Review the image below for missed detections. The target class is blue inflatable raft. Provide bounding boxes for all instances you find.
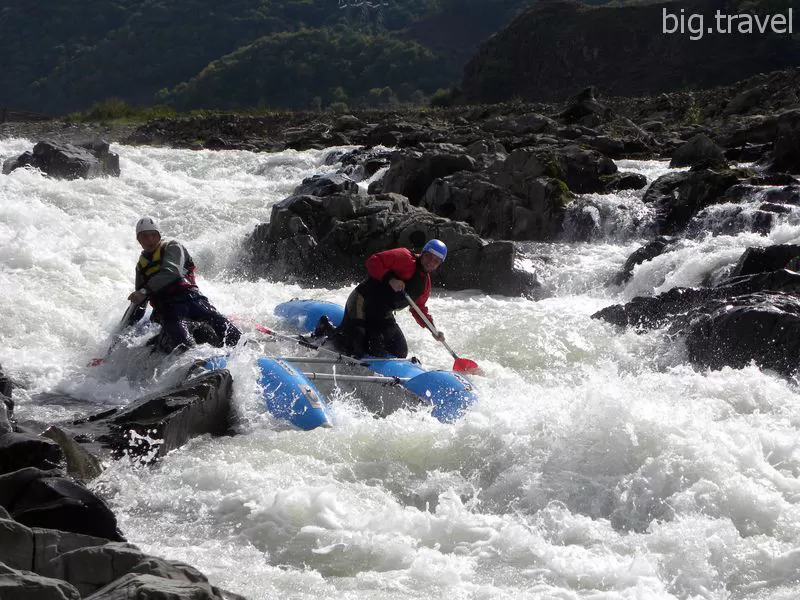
[203,355,332,431]
[273,299,477,423]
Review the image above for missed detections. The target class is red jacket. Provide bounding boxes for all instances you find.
[365,248,432,328]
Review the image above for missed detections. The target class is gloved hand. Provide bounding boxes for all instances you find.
[128,290,147,304]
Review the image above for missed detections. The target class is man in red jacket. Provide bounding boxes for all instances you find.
[329,240,447,358]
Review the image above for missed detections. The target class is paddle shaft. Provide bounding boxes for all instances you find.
[90,301,143,365]
[248,321,369,368]
[402,291,460,360]
[278,356,408,365]
[117,302,141,334]
[302,372,409,385]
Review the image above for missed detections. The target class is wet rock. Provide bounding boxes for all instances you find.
[0,468,123,541]
[558,87,614,128]
[40,426,104,483]
[611,236,678,286]
[762,186,800,205]
[670,133,727,169]
[293,173,358,197]
[481,113,559,136]
[97,370,233,464]
[600,172,648,193]
[724,142,772,162]
[0,364,11,402]
[244,191,539,297]
[494,144,617,195]
[0,564,81,600]
[593,286,712,330]
[422,171,570,241]
[0,432,62,475]
[331,147,393,182]
[87,572,234,600]
[364,119,421,147]
[382,146,478,205]
[2,139,120,179]
[643,168,740,234]
[332,114,364,132]
[728,244,800,277]
[686,292,800,376]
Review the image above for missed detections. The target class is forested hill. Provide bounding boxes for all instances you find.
[462,0,800,104]
[2,0,540,114]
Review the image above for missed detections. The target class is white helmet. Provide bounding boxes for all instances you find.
[135,216,160,235]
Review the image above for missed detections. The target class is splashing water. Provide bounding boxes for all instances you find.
[3,140,800,600]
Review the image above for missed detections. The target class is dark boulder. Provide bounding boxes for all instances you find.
[364,119,421,147]
[494,145,617,195]
[244,191,538,297]
[600,172,648,193]
[293,173,359,197]
[3,139,120,179]
[98,370,234,464]
[686,292,800,376]
[422,171,571,241]
[557,87,614,128]
[382,146,478,205]
[642,168,741,234]
[0,432,62,475]
[729,245,800,278]
[670,133,727,169]
[593,286,713,331]
[0,565,81,600]
[0,468,123,541]
[611,236,678,286]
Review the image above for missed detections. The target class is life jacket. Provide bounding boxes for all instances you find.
[136,240,197,297]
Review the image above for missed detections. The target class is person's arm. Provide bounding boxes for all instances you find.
[366,248,414,284]
[408,279,445,340]
[129,267,149,305]
[144,241,185,296]
[410,277,433,328]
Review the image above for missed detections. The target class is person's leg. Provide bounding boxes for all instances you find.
[333,290,369,357]
[379,321,408,358]
[184,294,242,347]
[365,321,386,357]
[343,322,367,358]
[154,301,194,350]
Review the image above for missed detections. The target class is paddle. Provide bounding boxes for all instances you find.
[402,291,482,375]
[88,301,142,366]
[233,317,359,362]
[232,316,408,369]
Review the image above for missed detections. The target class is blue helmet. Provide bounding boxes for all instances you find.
[422,239,447,262]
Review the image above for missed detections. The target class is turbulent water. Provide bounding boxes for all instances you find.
[3,139,800,600]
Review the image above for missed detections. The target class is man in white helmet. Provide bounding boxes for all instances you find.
[127,216,241,352]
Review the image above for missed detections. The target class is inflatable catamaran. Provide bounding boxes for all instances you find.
[271,299,477,423]
[206,299,477,430]
[100,300,479,431]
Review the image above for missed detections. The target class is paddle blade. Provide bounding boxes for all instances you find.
[88,358,104,367]
[453,358,482,375]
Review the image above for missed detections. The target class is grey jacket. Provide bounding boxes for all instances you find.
[135,239,197,299]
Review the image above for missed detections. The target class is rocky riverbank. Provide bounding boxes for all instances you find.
[0,363,244,600]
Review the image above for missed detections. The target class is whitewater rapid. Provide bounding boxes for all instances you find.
[2,139,800,600]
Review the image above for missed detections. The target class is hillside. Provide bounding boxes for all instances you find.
[167,28,446,110]
[462,0,800,103]
[1,0,532,114]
